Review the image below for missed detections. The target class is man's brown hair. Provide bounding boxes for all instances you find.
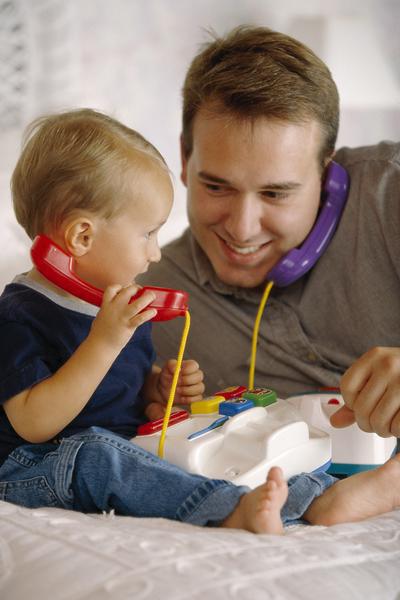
[182,26,339,167]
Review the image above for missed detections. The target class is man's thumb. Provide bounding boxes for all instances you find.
[330,405,356,428]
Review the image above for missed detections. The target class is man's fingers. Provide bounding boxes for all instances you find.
[351,381,387,433]
[369,390,400,437]
[330,405,356,428]
[340,362,371,410]
[389,411,400,438]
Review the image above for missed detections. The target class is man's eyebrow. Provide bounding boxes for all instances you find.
[198,171,231,185]
[198,170,301,190]
[260,182,301,191]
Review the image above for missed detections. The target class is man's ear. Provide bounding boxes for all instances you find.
[180,134,188,187]
[320,152,336,186]
[64,218,96,257]
[323,151,335,171]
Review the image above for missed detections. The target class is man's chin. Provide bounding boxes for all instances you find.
[214,265,268,289]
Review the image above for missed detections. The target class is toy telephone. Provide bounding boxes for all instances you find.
[267,161,349,287]
[135,386,333,487]
[134,386,396,487]
[30,234,188,321]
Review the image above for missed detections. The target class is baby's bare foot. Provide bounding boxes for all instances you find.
[305,453,400,526]
[222,466,288,534]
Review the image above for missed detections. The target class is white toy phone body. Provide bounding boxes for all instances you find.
[134,399,331,488]
[134,388,396,487]
[286,392,396,475]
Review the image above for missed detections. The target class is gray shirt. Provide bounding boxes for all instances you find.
[139,142,400,397]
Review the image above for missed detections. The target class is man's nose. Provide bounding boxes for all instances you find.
[224,195,262,242]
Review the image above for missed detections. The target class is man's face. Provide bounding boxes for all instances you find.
[181,110,325,288]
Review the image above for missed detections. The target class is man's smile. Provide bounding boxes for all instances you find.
[216,233,273,264]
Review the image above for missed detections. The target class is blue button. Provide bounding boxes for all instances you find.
[219,398,254,416]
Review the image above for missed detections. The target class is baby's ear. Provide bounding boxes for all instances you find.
[64,218,95,257]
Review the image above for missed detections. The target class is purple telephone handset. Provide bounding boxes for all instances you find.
[267,161,349,287]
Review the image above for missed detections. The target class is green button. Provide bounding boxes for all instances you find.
[243,388,277,407]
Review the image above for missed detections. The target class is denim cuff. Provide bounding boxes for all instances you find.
[176,479,249,526]
[282,471,337,526]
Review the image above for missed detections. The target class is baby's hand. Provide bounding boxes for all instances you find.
[145,401,166,421]
[90,284,156,351]
[158,359,204,405]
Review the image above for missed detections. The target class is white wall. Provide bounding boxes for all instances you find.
[1,0,399,290]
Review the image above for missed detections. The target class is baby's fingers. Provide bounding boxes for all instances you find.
[145,401,166,421]
[130,307,157,327]
[180,370,204,387]
[180,359,201,374]
[102,284,123,304]
[176,381,205,404]
[164,359,200,375]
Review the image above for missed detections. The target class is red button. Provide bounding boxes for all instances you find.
[214,385,247,399]
[327,398,340,405]
[136,409,189,435]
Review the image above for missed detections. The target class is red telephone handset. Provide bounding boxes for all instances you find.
[30,235,188,321]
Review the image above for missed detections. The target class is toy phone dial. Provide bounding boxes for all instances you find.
[30,235,188,321]
[267,161,349,287]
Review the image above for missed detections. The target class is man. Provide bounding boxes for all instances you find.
[139,26,400,439]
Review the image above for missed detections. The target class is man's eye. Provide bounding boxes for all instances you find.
[261,190,287,200]
[204,182,229,194]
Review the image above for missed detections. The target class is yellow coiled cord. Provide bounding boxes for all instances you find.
[157,310,191,459]
[248,281,274,390]
[157,279,273,458]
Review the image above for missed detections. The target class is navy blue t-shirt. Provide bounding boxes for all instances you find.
[0,275,156,465]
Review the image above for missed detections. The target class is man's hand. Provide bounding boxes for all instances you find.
[330,347,400,437]
[144,359,204,421]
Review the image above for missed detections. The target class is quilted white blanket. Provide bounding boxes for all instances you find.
[1,500,399,599]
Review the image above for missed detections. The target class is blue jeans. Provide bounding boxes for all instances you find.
[0,427,336,526]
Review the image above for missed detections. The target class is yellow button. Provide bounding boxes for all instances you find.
[191,395,225,414]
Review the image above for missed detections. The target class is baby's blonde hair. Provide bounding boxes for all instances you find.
[12,108,168,239]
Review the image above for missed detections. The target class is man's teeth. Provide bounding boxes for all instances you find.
[226,242,262,254]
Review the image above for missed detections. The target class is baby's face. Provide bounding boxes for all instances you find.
[75,163,173,290]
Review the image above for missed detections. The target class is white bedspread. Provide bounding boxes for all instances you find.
[1,500,399,599]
